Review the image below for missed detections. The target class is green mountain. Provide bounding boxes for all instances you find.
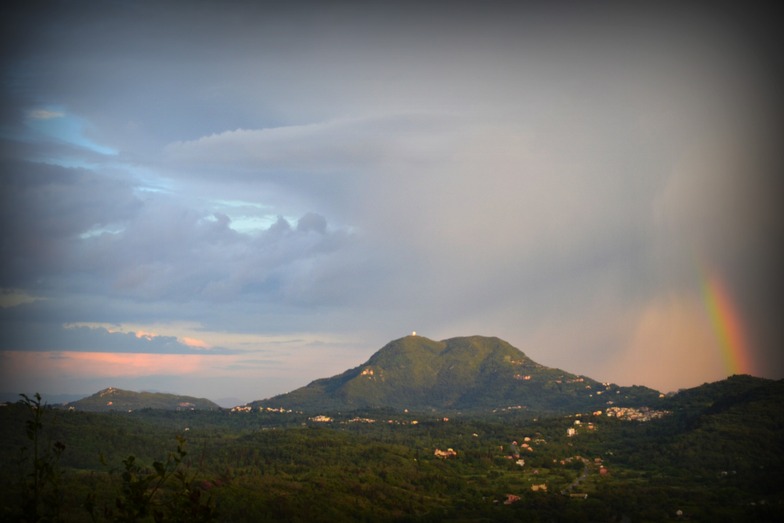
[64,387,220,412]
[253,335,661,413]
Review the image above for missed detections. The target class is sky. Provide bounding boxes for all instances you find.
[1,1,782,406]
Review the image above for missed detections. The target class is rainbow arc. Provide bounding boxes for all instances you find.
[699,264,753,376]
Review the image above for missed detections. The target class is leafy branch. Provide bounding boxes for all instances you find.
[86,435,216,522]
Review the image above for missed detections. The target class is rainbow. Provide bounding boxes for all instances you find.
[699,265,753,376]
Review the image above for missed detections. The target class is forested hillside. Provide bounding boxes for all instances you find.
[253,336,661,413]
[1,377,782,522]
[65,387,221,412]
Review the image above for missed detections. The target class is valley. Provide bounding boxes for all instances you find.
[1,374,782,521]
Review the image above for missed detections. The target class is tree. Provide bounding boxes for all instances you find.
[18,392,66,522]
[85,436,217,522]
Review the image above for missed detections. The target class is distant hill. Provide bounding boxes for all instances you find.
[252,335,661,413]
[64,387,220,412]
[607,375,784,491]
[662,374,779,413]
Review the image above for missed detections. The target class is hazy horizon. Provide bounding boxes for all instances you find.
[2,1,782,404]
[1,331,778,408]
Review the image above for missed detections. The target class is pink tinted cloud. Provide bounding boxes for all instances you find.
[2,351,220,380]
[179,336,210,349]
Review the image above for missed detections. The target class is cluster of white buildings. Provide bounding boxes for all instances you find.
[605,406,670,421]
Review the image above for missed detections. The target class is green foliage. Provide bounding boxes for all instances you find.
[84,435,216,523]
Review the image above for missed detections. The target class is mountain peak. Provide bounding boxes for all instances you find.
[97,386,120,397]
[254,335,660,413]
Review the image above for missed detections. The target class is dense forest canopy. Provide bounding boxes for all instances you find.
[1,375,782,521]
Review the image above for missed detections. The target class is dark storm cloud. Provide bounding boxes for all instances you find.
[0,159,141,287]
[0,320,235,355]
